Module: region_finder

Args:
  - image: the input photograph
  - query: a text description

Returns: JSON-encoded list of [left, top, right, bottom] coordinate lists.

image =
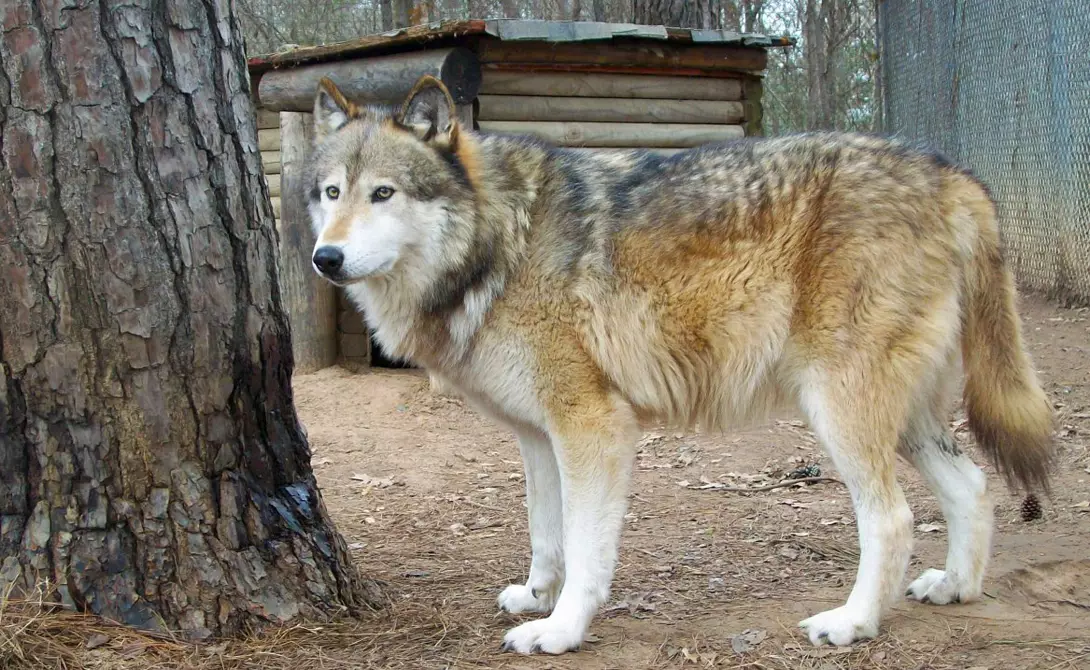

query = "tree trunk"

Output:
[[381, 0, 394, 30], [801, 0, 839, 130], [632, 0, 721, 28], [741, 0, 764, 32], [467, 0, 489, 19], [392, 0, 413, 26], [0, 0, 382, 640], [592, 0, 607, 21]]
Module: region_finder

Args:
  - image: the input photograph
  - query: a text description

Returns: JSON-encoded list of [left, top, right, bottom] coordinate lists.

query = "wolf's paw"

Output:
[[906, 568, 977, 605], [500, 617, 585, 655], [498, 584, 555, 614], [798, 605, 879, 647]]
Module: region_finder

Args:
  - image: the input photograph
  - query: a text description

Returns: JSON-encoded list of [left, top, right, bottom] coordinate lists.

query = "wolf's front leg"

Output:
[[501, 401, 639, 655], [498, 430, 564, 614]]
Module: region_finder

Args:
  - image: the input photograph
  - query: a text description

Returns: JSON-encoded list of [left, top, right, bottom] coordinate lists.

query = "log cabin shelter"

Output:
[[246, 18, 793, 374]]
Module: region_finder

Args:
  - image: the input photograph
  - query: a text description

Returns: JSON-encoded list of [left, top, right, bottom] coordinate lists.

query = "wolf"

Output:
[[301, 74, 1055, 654]]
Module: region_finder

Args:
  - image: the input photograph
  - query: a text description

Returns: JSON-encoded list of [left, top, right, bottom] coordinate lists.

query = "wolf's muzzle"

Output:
[[312, 245, 345, 279]]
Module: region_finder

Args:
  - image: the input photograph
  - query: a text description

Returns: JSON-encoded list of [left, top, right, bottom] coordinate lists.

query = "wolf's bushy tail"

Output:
[[959, 188, 1055, 494]]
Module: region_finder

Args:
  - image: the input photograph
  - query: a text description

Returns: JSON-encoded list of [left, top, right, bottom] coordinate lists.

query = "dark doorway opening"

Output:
[[368, 331, 414, 369]]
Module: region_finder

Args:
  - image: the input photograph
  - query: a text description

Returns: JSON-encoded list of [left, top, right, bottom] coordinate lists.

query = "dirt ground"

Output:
[[4, 294, 1088, 670]]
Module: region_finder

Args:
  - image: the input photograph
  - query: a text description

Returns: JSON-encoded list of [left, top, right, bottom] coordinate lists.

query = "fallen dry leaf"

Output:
[[730, 628, 767, 654], [351, 473, 399, 488]]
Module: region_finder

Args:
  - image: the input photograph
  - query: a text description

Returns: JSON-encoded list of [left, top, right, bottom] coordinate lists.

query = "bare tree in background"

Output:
[[632, 0, 722, 28]]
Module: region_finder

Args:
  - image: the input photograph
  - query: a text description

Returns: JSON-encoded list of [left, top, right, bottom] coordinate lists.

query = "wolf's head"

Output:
[[304, 75, 476, 286]]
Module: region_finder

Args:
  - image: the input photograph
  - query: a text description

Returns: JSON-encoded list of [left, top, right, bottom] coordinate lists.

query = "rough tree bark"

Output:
[[632, 0, 721, 28], [803, 0, 838, 130], [590, 0, 607, 21], [0, 0, 382, 639], [392, 0, 412, 26], [381, 0, 394, 30]]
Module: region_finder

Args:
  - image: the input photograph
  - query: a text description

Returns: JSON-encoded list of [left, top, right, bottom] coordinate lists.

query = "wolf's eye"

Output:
[[372, 186, 395, 202], [324, 185, 340, 200]]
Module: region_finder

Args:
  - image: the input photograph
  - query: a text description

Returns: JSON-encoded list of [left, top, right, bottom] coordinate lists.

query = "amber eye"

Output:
[[324, 185, 340, 200], [372, 186, 395, 202]]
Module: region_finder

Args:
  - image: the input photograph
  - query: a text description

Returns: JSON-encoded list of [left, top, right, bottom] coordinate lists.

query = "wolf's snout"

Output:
[[313, 246, 345, 277]]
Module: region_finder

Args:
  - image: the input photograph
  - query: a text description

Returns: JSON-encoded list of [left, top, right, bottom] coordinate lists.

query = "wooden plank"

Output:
[[483, 62, 763, 79], [256, 108, 281, 129], [477, 95, 745, 124], [258, 128, 280, 151], [455, 102, 474, 129], [477, 120, 744, 148], [476, 41, 767, 74], [480, 71, 743, 100], [265, 173, 281, 197], [271, 196, 281, 218], [256, 47, 481, 112], [261, 150, 281, 175], [278, 112, 337, 372]]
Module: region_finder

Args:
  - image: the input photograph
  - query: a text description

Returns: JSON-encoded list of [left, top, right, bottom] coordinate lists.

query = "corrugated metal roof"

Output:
[[481, 19, 785, 47], [247, 19, 793, 74], [483, 19, 670, 42]]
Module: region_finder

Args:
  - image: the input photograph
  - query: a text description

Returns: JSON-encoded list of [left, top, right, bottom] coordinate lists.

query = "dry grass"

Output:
[[0, 582, 483, 670]]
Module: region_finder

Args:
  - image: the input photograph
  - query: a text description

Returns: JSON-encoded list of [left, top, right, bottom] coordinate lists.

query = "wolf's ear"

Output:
[[396, 74, 460, 149], [314, 77, 358, 140]]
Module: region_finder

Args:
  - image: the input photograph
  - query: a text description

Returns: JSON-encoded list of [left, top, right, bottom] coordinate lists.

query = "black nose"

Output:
[[313, 246, 344, 276]]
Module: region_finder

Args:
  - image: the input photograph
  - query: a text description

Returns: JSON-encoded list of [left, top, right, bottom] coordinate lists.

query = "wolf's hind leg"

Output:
[[501, 397, 639, 655], [499, 430, 564, 614], [899, 374, 993, 606], [795, 366, 915, 647]]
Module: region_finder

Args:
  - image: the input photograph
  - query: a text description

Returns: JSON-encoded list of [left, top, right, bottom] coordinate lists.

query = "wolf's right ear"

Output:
[[313, 77, 358, 140], [396, 74, 459, 149]]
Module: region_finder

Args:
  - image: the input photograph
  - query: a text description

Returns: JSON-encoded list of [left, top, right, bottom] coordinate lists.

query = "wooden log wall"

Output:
[[256, 109, 282, 225], [476, 69, 759, 150]]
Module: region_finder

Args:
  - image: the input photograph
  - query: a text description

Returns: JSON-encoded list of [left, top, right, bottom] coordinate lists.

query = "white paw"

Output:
[[501, 616, 585, 655], [498, 584, 555, 614], [798, 605, 879, 647], [906, 568, 975, 605]]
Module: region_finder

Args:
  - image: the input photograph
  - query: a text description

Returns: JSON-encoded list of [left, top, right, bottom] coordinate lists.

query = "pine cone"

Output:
[[1021, 493, 1043, 521]]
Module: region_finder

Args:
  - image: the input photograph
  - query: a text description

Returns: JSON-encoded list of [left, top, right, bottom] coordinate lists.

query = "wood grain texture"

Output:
[[278, 112, 338, 372], [0, 0, 381, 640], [256, 47, 482, 112], [259, 127, 280, 151], [256, 108, 281, 129], [261, 150, 281, 175], [477, 120, 745, 147], [479, 70, 744, 100], [477, 95, 745, 124], [477, 40, 768, 73]]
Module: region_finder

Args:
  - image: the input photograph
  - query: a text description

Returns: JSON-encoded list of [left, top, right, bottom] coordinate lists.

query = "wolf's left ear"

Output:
[[396, 74, 460, 149], [314, 77, 359, 140]]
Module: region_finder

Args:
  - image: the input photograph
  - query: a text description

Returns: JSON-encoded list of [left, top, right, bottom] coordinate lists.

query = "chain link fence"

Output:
[[879, 0, 1090, 306]]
